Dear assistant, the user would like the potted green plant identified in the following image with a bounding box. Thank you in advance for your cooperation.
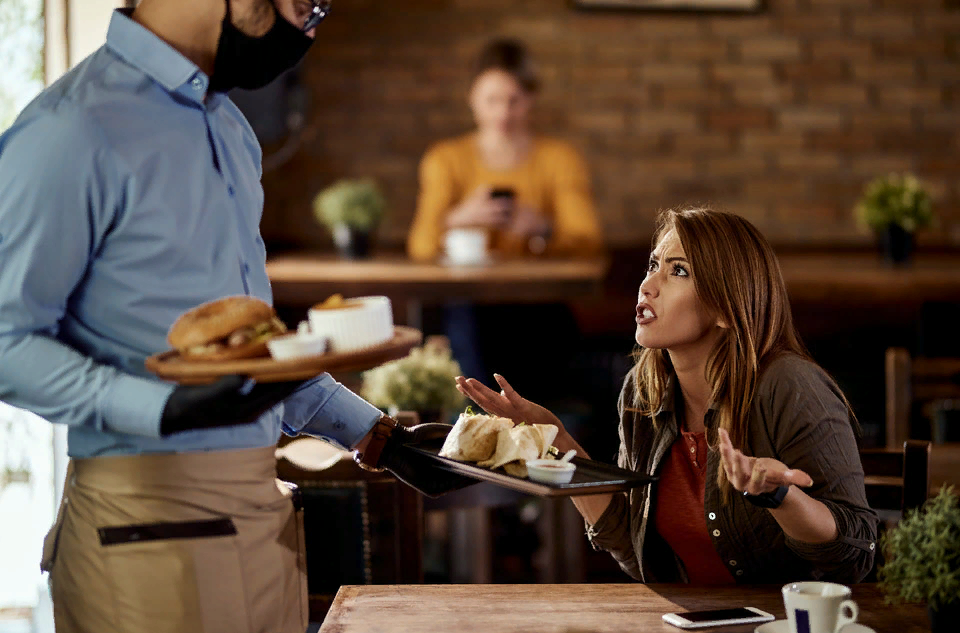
[361,338,465,424]
[854,172,933,265]
[879,486,960,633]
[312,178,386,259]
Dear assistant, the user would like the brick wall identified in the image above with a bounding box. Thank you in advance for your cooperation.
[259,0,960,251]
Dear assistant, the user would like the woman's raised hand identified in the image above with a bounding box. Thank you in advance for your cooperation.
[717,428,813,495]
[455,373,567,436]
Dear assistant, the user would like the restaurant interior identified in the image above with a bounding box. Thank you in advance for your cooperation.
[0,1,959,632]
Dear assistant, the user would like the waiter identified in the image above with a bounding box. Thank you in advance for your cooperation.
[0,1,464,631]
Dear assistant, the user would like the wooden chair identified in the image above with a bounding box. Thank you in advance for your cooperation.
[861,440,932,523]
[276,433,423,624]
[885,347,960,449]
[860,440,932,582]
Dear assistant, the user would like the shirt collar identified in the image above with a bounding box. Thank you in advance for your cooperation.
[655,372,719,429]
[105,9,208,97]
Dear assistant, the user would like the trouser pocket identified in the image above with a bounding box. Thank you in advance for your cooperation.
[101,518,250,633]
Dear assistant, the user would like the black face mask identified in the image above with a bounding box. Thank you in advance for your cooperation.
[209,0,314,93]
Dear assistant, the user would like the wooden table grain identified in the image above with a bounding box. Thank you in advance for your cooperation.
[266,255,610,306]
[318,583,926,633]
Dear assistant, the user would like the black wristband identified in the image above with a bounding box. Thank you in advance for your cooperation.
[743,485,790,509]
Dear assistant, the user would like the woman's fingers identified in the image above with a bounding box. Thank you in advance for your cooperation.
[716,428,815,494]
[745,464,769,495]
[733,454,754,490]
[763,466,814,489]
[717,429,740,483]
[718,430,758,491]
[493,374,525,405]
[786,469,814,488]
[455,377,513,418]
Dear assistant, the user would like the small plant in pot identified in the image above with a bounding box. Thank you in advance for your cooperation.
[361,337,465,424]
[854,172,933,265]
[879,486,960,633]
[312,178,386,259]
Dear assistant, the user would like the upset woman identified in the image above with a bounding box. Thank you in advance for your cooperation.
[457,207,879,584]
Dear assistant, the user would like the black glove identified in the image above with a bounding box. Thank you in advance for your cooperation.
[378,423,478,498]
[160,375,306,436]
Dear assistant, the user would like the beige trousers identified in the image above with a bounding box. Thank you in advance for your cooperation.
[40,446,308,633]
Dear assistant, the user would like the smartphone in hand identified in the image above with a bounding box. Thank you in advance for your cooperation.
[488,187,516,226]
[662,607,775,629]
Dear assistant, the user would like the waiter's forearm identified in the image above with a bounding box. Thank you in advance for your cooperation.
[553,430,614,525]
[283,374,382,448]
[0,332,172,436]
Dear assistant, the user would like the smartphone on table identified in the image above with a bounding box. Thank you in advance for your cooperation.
[662,607,775,629]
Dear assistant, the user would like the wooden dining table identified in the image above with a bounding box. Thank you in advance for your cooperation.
[318,583,925,633]
[266,254,610,329]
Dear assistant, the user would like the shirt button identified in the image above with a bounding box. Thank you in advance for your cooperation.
[243,262,251,273]
[191,77,204,91]
[869,542,875,550]
[690,446,696,453]
[334,422,345,430]
[736,570,744,577]
[228,185,235,197]
[712,529,721,537]
[729,560,737,566]
[708,512,716,520]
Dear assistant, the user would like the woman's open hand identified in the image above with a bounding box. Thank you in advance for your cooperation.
[455,373,567,437]
[717,428,813,495]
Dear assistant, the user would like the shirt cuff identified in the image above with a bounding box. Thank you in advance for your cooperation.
[99,373,175,438]
[290,374,383,449]
[585,492,629,551]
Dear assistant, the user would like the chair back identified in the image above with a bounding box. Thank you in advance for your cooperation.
[886,347,960,449]
[276,436,423,623]
[861,440,932,515]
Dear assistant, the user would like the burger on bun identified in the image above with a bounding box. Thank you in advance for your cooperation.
[167,296,288,361]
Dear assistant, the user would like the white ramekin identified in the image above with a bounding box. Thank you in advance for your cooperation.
[525,459,576,484]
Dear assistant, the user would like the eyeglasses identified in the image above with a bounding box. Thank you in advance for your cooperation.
[302,0,332,32]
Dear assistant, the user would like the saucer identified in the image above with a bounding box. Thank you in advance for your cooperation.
[755,621,876,633]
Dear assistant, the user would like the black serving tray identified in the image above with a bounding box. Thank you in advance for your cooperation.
[406,437,657,497]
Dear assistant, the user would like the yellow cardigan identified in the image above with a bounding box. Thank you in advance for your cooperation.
[407,134,605,261]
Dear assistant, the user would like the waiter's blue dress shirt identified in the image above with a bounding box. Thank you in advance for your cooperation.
[0,10,382,458]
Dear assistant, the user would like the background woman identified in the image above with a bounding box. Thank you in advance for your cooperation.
[410,38,605,402]
[406,37,603,261]
[457,208,879,584]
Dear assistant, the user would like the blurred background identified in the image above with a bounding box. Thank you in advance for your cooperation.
[1,0,958,630]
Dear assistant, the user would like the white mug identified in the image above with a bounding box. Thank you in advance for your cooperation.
[782,582,859,633]
[444,228,489,266]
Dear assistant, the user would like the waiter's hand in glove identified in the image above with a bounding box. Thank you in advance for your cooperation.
[160,375,305,436]
[367,422,478,498]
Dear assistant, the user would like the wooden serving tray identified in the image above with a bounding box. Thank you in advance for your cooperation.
[145,326,421,384]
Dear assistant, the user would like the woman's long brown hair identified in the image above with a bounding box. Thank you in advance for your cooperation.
[632,208,851,500]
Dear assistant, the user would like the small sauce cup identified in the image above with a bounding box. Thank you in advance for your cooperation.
[267,333,328,361]
[525,459,576,484]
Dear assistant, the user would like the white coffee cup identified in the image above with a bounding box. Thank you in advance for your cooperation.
[782,582,859,633]
[444,228,489,266]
